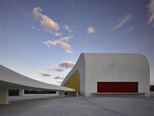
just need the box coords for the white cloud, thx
[112,15,131,31]
[64,25,73,32]
[32,7,42,17]
[47,60,75,72]
[32,7,60,36]
[59,60,75,69]
[38,70,50,77]
[147,0,154,26]
[47,67,64,72]
[43,35,74,53]
[87,26,96,34]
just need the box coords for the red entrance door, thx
[97,82,138,93]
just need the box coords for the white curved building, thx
[0,65,75,104]
[61,53,150,97]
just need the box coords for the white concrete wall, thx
[62,53,150,97]
[61,53,86,96]
[150,92,154,97]
[84,53,150,97]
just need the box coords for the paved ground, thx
[0,96,154,116]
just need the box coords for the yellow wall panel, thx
[63,70,80,92]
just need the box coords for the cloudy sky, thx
[0,0,154,85]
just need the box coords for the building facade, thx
[61,53,150,97]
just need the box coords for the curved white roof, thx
[0,65,74,92]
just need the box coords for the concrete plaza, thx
[0,96,154,116]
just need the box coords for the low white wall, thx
[23,93,59,97]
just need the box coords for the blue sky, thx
[0,0,154,85]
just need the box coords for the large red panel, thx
[97,82,138,93]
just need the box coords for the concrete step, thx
[91,92,145,97]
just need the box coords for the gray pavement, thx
[0,96,154,116]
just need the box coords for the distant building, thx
[61,53,150,97]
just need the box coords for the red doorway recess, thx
[97,82,138,93]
